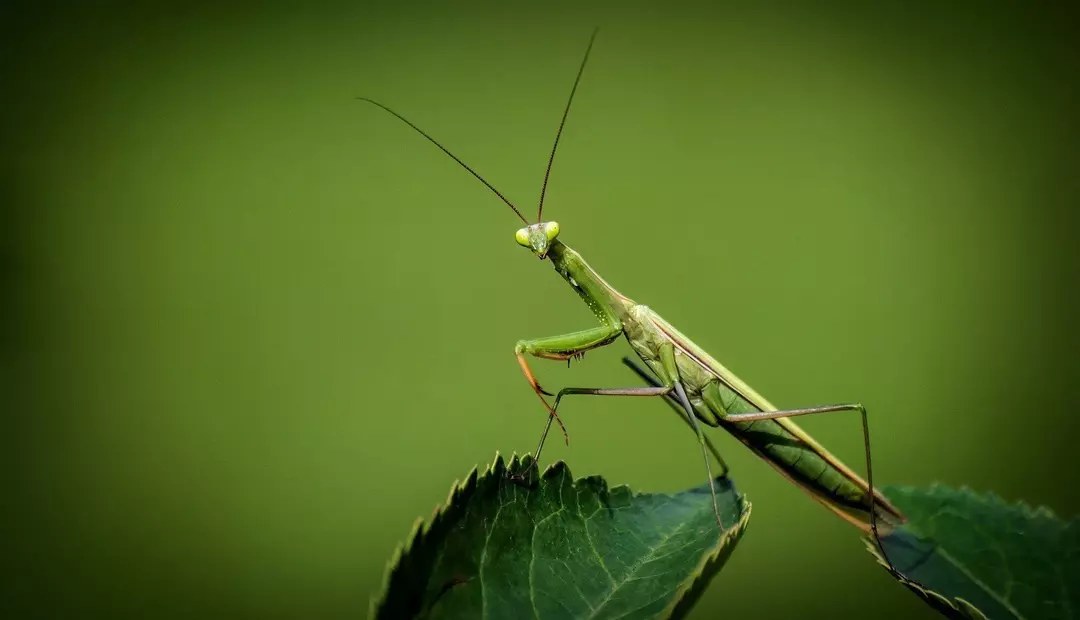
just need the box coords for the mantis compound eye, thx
[543,221,560,242]
[515,227,531,247]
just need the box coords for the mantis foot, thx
[506,459,540,486]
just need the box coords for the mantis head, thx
[515,221,560,259]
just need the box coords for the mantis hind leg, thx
[672,382,726,529]
[621,356,728,529]
[621,358,730,476]
[697,383,898,574]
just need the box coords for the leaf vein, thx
[577,495,616,587]
[936,547,1028,620]
[529,472,567,619]
[586,511,702,619]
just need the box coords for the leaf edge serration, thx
[369,452,751,620]
[665,495,751,619]
[864,482,1079,620]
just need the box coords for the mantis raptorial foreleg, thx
[513,324,622,445]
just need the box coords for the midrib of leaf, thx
[585,514,698,619]
[935,546,1027,620]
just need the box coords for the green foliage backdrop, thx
[3,1,1077,618]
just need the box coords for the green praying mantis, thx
[359,28,907,561]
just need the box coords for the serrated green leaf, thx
[866,484,1079,620]
[371,453,750,620]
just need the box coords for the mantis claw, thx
[516,351,570,438]
[566,351,587,369]
[506,459,540,485]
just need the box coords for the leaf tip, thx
[664,499,752,619]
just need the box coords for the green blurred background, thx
[3,1,1078,618]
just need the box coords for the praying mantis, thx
[358,28,907,557]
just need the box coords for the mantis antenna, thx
[358,28,601,226]
[536,27,600,223]
[355,96,529,224]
